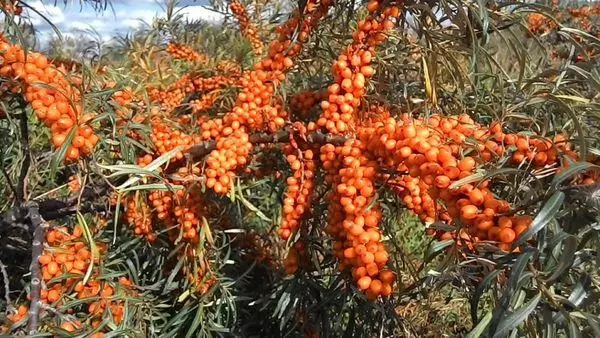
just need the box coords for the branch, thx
[40,201,107,220]
[16,110,30,203]
[0,165,18,201]
[0,259,11,308]
[187,127,349,161]
[24,202,47,335]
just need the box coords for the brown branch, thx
[0,165,18,201]
[24,202,47,335]
[0,259,11,308]
[187,127,349,161]
[17,110,30,203]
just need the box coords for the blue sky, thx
[22,0,225,43]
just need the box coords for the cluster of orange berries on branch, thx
[355,113,582,252]
[527,4,600,38]
[313,1,401,135]
[320,140,394,299]
[124,195,156,241]
[112,88,135,108]
[236,232,277,268]
[526,13,558,35]
[185,266,217,295]
[290,89,326,117]
[172,189,206,244]
[67,175,81,193]
[205,129,252,194]
[279,147,316,240]
[166,42,209,63]
[216,59,243,75]
[148,72,240,111]
[230,0,264,55]
[12,226,133,335]
[190,90,221,114]
[283,240,312,274]
[149,119,201,159]
[196,0,332,195]
[0,36,98,161]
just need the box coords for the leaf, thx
[76,212,97,285]
[583,313,600,337]
[568,319,582,338]
[492,292,541,338]
[185,303,204,338]
[49,126,76,179]
[545,235,577,283]
[119,183,183,193]
[471,270,502,322]
[554,95,590,104]
[236,181,271,222]
[513,191,565,247]
[466,312,492,338]
[424,239,453,262]
[449,171,485,190]
[449,168,519,190]
[568,275,591,308]
[551,162,599,187]
[113,146,184,190]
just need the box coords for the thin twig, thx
[0,165,19,201]
[0,259,11,308]
[25,202,47,335]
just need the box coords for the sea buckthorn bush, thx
[0,0,599,336]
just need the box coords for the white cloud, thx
[175,5,224,23]
[5,2,226,46]
[25,0,65,26]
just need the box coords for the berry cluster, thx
[0,36,98,161]
[290,89,326,117]
[320,140,394,299]
[279,147,316,240]
[124,196,156,241]
[197,0,332,195]
[166,42,209,63]
[356,113,580,252]
[230,0,264,55]
[190,90,221,114]
[10,226,134,335]
[313,1,400,135]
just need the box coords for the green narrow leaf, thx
[236,181,271,222]
[551,162,599,187]
[185,303,205,338]
[76,212,97,285]
[583,313,600,337]
[424,239,453,262]
[492,292,541,338]
[466,312,492,338]
[471,270,502,322]
[568,319,582,338]
[545,235,577,283]
[513,191,565,247]
[49,126,76,179]
[119,183,183,193]
[113,146,184,190]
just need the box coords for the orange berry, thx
[357,276,372,290]
[498,228,516,243]
[460,205,479,220]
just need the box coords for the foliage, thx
[0,0,599,337]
